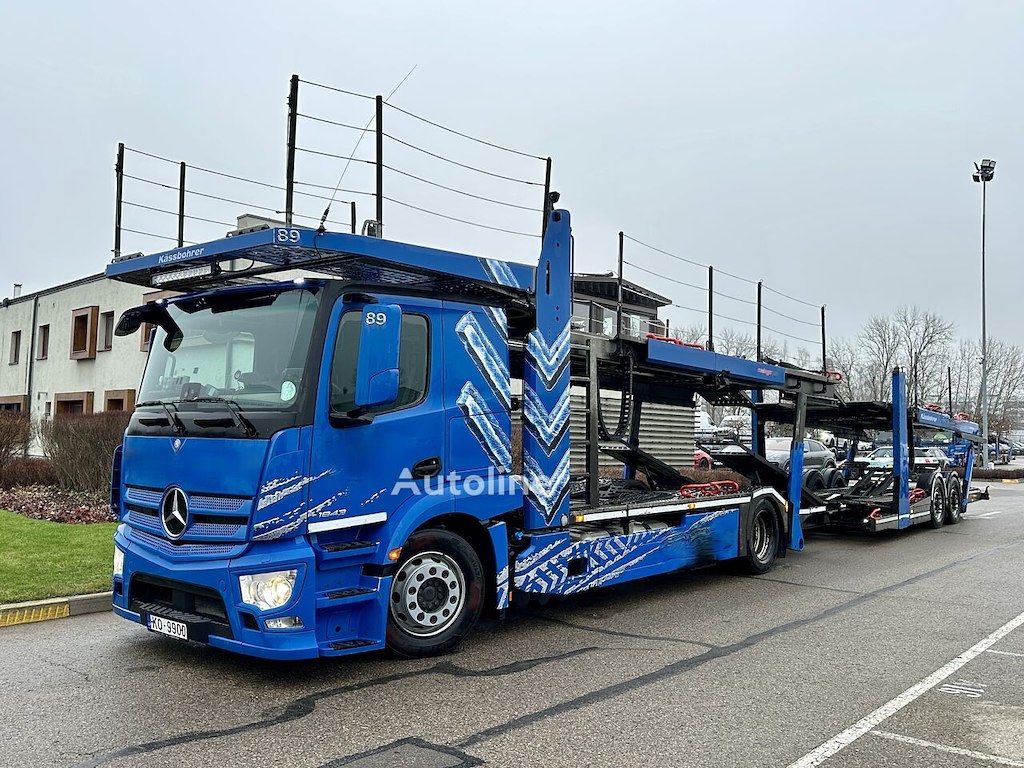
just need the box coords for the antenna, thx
[317,65,418,233]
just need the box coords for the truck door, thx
[306,295,444,535]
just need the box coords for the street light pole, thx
[973,159,996,467]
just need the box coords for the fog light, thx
[265,616,304,630]
[113,547,124,578]
[239,569,297,611]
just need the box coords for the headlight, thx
[113,547,124,578]
[239,570,297,611]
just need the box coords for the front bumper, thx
[112,525,321,660]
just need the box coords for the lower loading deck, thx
[513,486,790,595]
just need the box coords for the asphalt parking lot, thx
[3,485,1023,768]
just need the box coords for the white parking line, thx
[987,649,1024,659]
[787,608,1024,767]
[970,511,1005,519]
[871,731,1024,767]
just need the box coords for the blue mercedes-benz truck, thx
[107,210,844,660]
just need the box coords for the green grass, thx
[0,510,117,604]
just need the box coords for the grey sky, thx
[1,1,1021,348]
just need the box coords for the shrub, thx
[0,456,56,489]
[0,411,32,481]
[973,466,1024,480]
[38,412,131,492]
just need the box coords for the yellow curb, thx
[0,591,111,629]
[998,478,1023,484]
[0,598,70,628]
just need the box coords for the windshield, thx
[766,438,790,451]
[138,288,320,410]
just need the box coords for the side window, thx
[330,311,429,415]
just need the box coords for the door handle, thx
[411,456,442,479]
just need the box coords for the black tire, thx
[945,474,963,525]
[699,458,711,470]
[916,470,936,492]
[386,528,484,658]
[928,474,946,529]
[802,468,826,494]
[742,499,780,574]
[828,468,848,489]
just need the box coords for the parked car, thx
[846,446,950,475]
[765,438,836,472]
[694,448,712,470]
[988,442,1013,465]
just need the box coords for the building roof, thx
[1,273,106,308]
[572,272,671,309]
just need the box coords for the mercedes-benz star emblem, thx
[161,487,189,539]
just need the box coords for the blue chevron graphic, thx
[483,305,507,341]
[480,258,521,288]
[457,382,512,473]
[523,383,570,456]
[523,450,571,524]
[526,324,571,389]
[455,312,510,410]
[514,509,737,594]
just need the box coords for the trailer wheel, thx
[928,475,946,529]
[386,528,484,658]
[742,500,780,574]
[945,474,963,525]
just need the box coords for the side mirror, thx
[354,305,401,408]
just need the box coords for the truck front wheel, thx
[386,528,484,658]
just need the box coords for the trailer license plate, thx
[148,615,188,641]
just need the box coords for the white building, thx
[0,274,167,454]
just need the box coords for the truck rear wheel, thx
[742,500,780,574]
[386,528,484,658]
[928,475,946,529]
[945,474,963,525]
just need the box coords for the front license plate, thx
[147,615,189,641]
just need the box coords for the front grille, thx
[191,495,246,512]
[189,521,244,536]
[127,510,162,532]
[125,486,248,512]
[126,487,162,506]
[128,527,244,558]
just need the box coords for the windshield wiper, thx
[137,400,187,435]
[185,397,259,438]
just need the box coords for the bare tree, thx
[858,314,901,401]
[893,306,955,406]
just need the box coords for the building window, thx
[9,330,20,365]
[104,389,136,412]
[0,395,27,412]
[70,306,99,360]
[571,300,591,333]
[37,324,49,360]
[100,312,115,352]
[55,391,95,415]
[44,401,51,418]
